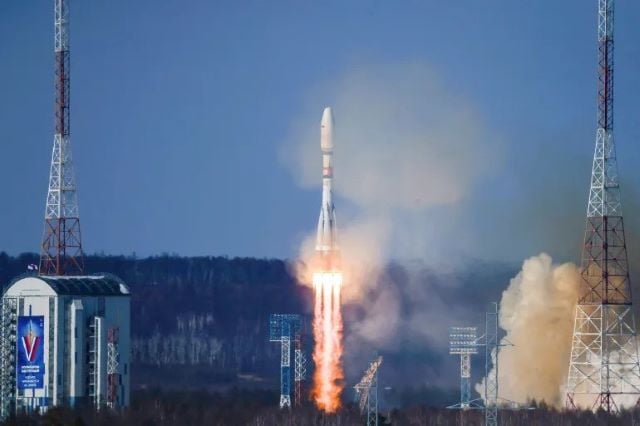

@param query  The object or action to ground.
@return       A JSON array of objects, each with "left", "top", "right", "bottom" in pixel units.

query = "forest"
[
  {"left": 2, "top": 391, "right": 640, "bottom": 426},
  {"left": 2, "top": 253, "right": 636, "bottom": 425},
  {"left": 0, "top": 252, "right": 511, "bottom": 394}
]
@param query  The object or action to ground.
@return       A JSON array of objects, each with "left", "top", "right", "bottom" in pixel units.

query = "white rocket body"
[{"left": 316, "top": 107, "right": 339, "bottom": 261}]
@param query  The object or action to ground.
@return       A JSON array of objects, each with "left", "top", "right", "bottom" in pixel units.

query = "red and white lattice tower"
[
  {"left": 565, "top": 0, "right": 640, "bottom": 412},
  {"left": 39, "top": 0, "right": 85, "bottom": 276}
]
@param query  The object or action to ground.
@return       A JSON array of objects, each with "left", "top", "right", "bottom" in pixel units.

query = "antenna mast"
[
  {"left": 40, "top": 0, "right": 85, "bottom": 276},
  {"left": 566, "top": 0, "right": 640, "bottom": 412}
]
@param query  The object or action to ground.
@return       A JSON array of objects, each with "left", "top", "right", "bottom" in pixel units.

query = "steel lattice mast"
[
  {"left": 40, "top": 0, "right": 85, "bottom": 276},
  {"left": 293, "top": 327, "right": 307, "bottom": 407},
  {"left": 566, "top": 0, "right": 640, "bottom": 412},
  {"left": 354, "top": 356, "right": 382, "bottom": 426},
  {"left": 484, "top": 303, "right": 499, "bottom": 426},
  {"left": 269, "top": 314, "right": 305, "bottom": 409}
]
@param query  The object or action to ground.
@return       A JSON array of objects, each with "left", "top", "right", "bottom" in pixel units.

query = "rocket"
[{"left": 316, "top": 107, "right": 339, "bottom": 265}]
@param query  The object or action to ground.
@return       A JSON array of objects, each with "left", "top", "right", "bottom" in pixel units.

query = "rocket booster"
[{"left": 316, "top": 107, "right": 339, "bottom": 263}]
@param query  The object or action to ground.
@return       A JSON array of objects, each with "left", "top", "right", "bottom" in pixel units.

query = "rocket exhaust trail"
[{"left": 311, "top": 107, "right": 344, "bottom": 413}]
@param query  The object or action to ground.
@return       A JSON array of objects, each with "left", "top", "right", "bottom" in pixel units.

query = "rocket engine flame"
[
  {"left": 312, "top": 271, "right": 344, "bottom": 413},
  {"left": 311, "top": 107, "right": 345, "bottom": 412}
]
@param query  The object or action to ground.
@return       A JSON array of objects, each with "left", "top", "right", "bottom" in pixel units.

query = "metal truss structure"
[
  {"left": 293, "top": 329, "right": 307, "bottom": 407},
  {"left": 448, "top": 327, "right": 479, "bottom": 410},
  {"left": 447, "top": 326, "right": 485, "bottom": 426},
  {"left": 106, "top": 327, "right": 120, "bottom": 409},
  {"left": 269, "top": 314, "right": 305, "bottom": 408},
  {"left": 354, "top": 356, "right": 382, "bottom": 426},
  {"left": 40, "top": 0, "right": 85, "bottom": 276},
  {"left": 88, "top": 317, "right": 99, "bottom": 405},
  {"left": 447, "top": 305, "right": 531, "bottom": 425},
  {"left": 566, "top": 0, "right": 640, "bottom": 412},
  {"left": 484, "top": 303, "right": 500, "bottom": 426},
  {"left": 0, "top": 298, "right": 17, "bottom": 419}
]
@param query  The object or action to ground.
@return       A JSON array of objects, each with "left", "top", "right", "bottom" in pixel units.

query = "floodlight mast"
[
  {"left": 449, "top": 327, "right": 479, "bottom": 410},
  {"left": 447, "top": 303, "right": 530, "bottom": 426}
]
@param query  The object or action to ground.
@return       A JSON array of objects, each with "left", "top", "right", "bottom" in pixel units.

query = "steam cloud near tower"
[
  {"left": 476, "top": 258, "right": 640, "bottom": 409},
  {"left": 283, "top": 61, "right": 631, "bottom": 409},
  {"left": 476, "top": 253, "right": 580, "bottom": 406}
]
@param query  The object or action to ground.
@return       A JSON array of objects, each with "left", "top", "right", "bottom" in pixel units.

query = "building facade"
[{"left": 0, "top": 274, "right": 130, "bottom": 417}]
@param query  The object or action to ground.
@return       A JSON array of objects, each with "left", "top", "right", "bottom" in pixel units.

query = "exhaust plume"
[
  {"left": 282, "top": 61, "right": 500, "bottom": 386},
  {"left": 476, "top": 253, "right": 580, "bottom": 406}
]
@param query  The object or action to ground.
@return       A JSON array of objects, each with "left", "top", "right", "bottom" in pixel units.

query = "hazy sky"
[{"left": 1, "top": 1, "right": 640, "bottom": 262}]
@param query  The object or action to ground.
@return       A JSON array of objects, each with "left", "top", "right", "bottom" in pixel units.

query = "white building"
[{"left": 0, "top": 274, "right": 130, "bottom": 417}]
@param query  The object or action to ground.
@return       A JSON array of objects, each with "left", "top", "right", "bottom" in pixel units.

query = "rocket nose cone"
[
  {"left": 321, "top": 107, "right": 334, "bottom": 128},
  {"left": 321, "top": 107, "right": 334, "bottom": 151}
]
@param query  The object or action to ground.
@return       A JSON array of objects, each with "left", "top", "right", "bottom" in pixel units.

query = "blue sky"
[{"left": 1, "top": 1, "right": 640, "bottom": 262}]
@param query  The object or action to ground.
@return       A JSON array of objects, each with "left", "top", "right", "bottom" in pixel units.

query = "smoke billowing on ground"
[{"left": 477, "top": 253, "right": 580, "bottom": 406}]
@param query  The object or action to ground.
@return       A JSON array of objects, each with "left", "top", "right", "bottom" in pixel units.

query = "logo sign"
[{"left": 16, "top": 316, "right": 45, "bottom": 389}]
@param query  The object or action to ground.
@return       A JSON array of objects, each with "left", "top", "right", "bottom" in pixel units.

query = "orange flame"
[{"left": 311, "top": 271, "right": 344, "bottom": 413}]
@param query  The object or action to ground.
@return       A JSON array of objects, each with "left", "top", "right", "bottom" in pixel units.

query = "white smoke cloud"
[
  {"left": 476, "top": 253, "right": 580, "bottom": 406},
  {"left": 281, "top": 61, "right": 499, "bottom": 214},
  {"left": 281, "top": 60, "right": 501, "bottom": 273}
]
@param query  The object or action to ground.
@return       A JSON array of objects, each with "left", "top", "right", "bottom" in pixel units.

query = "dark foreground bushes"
[{"left": 3, "top": 389, "right": 640, "bottom": 426}]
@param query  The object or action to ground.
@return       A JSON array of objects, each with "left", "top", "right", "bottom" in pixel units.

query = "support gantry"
[
  {"left": 565, "top": 0, "right": 640, "bottom": 412},
  {"left": 269, "top": 314, "right": 306, "bottom": 408}
]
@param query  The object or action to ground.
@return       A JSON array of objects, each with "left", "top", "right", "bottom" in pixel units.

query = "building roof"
[{"left": 3, "top": 273, "right": 130, "bottom": 297}]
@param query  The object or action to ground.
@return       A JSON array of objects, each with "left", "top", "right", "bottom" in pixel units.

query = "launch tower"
[
  {"left": 565, "top": 0, "right": 640, "bottom": 411},
  {"left": 39, "top": 0, "right": 84, "bottom": 276}
]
